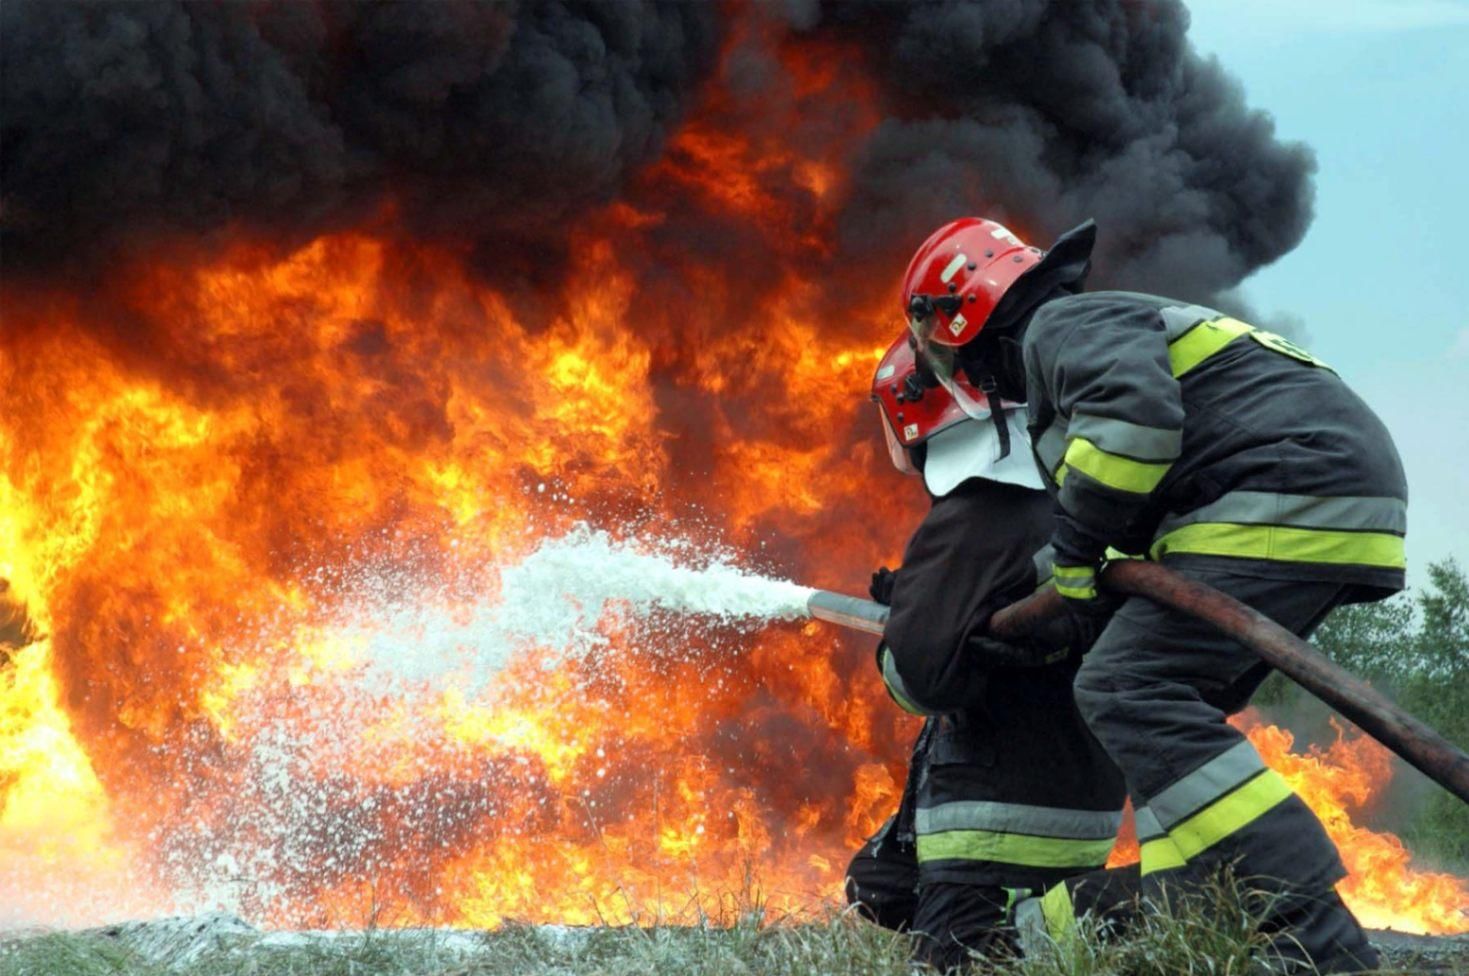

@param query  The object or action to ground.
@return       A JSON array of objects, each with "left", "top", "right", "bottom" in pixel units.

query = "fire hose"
[{"left": 805, "top": 561, "right": 1469, "bottom": 806}]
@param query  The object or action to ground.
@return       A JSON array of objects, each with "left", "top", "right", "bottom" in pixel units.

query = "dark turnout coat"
[
  {"left": 1023, "top": 291, "right": 1408, "bottom": 599},
  {"left": 877, "top": 478, "right": 1125, "bottom": 890}
]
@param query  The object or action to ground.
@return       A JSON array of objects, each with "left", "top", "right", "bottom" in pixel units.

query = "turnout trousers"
[
  {"left": 1072, "top": 567, "right": 1379, "bottom": 973},
  {"left": 845, "top": 814, "right": 920, "bottom": 933}
]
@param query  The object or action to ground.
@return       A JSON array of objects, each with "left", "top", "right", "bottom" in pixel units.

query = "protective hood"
[{"left": 923, "top": 410, "right": 1043, "bottom": 497}]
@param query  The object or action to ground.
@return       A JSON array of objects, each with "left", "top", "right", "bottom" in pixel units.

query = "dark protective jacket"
[
  {"left": 877, "top": 478, "right": 1125, "bottom": 889},
  {"left": 1023, "top": 291, "right": 1407, "bottom": 599}
]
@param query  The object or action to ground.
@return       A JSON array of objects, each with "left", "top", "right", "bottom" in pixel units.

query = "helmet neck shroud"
[{"left": 958, "top": 219, "right": 1098, "bottom": 402}]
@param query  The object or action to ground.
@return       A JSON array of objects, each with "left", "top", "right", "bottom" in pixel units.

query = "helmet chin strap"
[
  {"left": 993, "top": 336, "right": 1028, "bottom": 402},
  {"left": 958, "top": 341, "right": 1017, "bottom": 461},
  {"left": 976, "top": 372, "right": 1011, "bottom": 460}
]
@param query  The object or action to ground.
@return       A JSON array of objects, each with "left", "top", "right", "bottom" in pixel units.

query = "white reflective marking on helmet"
[
  {"left": 948, "top": 312, "right": 968, "bottom": 336},
  {"left": 940, "top": 253, "right": 967, "bottom": 283},
  {"left": 876, "top": 364, "right": 896, "bottom": 380},
  {"left": 990, "top": 225, "right": 1022, "bottom": 245}
]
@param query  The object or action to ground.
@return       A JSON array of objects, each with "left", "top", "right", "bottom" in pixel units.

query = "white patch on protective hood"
[{"left": 923, "top": 410, "right": 1044, "bottom": 496}]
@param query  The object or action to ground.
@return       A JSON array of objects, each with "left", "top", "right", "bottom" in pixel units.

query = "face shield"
[
  {"left": 876, "top": 403, "right": 919, "bottom": 476},
  {"left": 907, "top": 296, "right": 994, "bottom": 422}
]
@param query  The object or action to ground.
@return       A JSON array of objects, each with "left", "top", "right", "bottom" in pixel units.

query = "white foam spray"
[
  {"left": 129, "top": 523, "right": 821, "bottom": 925},
  {"left": 317, "top": 523, "right": 817, "bottom": 692},
  {"left": 493, "top": 524, "right": 816, "bottom": 653}
]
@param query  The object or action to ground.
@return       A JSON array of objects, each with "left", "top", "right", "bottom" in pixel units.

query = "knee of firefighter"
[{"left": 1071, "top": 655, "right": 1148, "bottom": 739}]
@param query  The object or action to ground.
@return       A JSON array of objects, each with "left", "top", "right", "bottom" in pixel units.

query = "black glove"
[
  {"left": 965, "top": 633, "right": 1065, "bottom": 670},
  {"left": 869, "top": 566, "right": 899, "bottom": 605}
]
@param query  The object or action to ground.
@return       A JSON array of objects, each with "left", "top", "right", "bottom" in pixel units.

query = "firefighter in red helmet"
[
  {"left": 900, "top": 216, "right": 1406, "bottom": 973},
  {"left": 846, "top": 333, "right": 1135, "bottom": 969}
]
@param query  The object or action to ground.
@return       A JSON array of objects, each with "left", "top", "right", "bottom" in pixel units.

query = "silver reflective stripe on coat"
[
  {"left": 1144, "top": 740, "right": 1266, "bottom": 830},
  {"left": 880, "top": 648, "right": 932, "bottom": 716},
  {"left": 915, "top": 800, "right": 1123, "bottom": 840},
  {"left": 1033, "top": 421, "right": 1069, "bottom": 476},
  {"left": 1032, "top": 545, "right": 1056, "bottom": 588},
  {"left": 1156, "top": 491, "right": 1408, "bottom": 537},
  {"left": 1133, "top": 806, "right": 1167, "bottom": 842},
  {"left": 1068, "top": 413, "right": 1182, "bottom": 462},
  {"left": 1159, "top": 303, "right": 1221, "bottom": 340}
]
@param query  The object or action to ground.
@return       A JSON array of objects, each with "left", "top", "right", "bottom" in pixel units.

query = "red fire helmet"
[
  {"left": 870, "top": 332, "right": 972, "bottom": 476},
  {"left": 901, "top": 217, "right": 1042, "bottom": 420}
]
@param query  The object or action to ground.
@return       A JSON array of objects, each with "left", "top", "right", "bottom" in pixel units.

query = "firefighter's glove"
[
  {"left": 869, "top": 566, "right": 899, "bottom": 606},
  {"left": 1049, "top": 514, "right": 1111, "bottom": 617}
]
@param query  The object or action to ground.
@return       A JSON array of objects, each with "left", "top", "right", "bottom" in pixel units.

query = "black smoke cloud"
[
  {"left": 2, "top": 0, "right": 1312, "bottom": 305},
  {"left": 0, "top": 0, "right": 722, "bottom": 277},
  {"left": 823, "top": 0, "right": 1316, "bottom": 302}
]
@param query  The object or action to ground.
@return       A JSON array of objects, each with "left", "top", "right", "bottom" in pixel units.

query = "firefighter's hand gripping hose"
[
  {"left": 802, "top": 566, "right": 1469, "bottom": 806},
  {"left": 988, "top": 560, "right": 1469, "bottom": 807}
]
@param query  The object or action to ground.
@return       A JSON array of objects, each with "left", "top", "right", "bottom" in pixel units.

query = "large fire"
[{"left": 1, "top": 17, "right": 1464, "bottom": 939}]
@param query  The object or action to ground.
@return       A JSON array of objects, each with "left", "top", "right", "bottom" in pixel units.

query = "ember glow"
[{"left": 0, "top": 10, "right": 1463, "bottom": 939}]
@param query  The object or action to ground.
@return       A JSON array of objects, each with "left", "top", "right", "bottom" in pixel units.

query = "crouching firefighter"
[
  {"left": 845, "top": 334, "right": 1136, "bottom": 971},
  {"left": 902, "top": 216, "right": 1408, "bottom": 973}
]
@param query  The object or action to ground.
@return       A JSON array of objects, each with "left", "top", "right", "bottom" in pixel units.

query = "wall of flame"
[{"left": 1, "top": 21, "right": 1464, "bottom": 936}]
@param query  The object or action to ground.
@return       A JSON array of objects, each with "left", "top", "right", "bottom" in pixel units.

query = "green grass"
[{"left": 2, "top": 894, "right": 1465, "bottom": 976}]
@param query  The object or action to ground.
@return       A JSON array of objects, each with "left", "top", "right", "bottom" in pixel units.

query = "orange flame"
[
  {"left": 1238, "top": 713, "right": 1468, "bottom": 934},
  {"left": 1099, "top": 714, "right": 1469, "bottom": 935}
]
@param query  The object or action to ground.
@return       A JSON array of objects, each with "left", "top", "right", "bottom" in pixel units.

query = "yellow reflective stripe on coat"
[
  {"left": 1166, "top": 770, "right": 1294, "bottom": 862},
  {"left": 1167, "top": 316, "right": 1253, "bottom": 377},
  {"left": 1150, "top": 522, "right": 1406, "bottom": 570},
  {"left": 1061, "top": 436, "right": 1172, "bottom": 495},
  {"left": 1052, "top": 564, "right": 1097, "bottom": 601},
  {"left": 916, "top": 830, "right": 1116, "bottom": 869},
  {"left": 1166, "top": 316, "right": 1333, "bottom": 378}
]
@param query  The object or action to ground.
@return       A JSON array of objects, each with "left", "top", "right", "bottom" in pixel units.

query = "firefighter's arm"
[
  {"left": 876, "top": 636, "right": 1049, "bottom": 716},
  {"left": 1029, "top": 298, "right": 1184, "bottom": 535},
  {"left": 1027, "top": 298, "right": 1183, "bottom": 601},
  {"left": 876, "top": 642, "right": 936, "bottom": 716},
  {"left": 878, "top": 587, "right": 1063, "bottom": 715}
]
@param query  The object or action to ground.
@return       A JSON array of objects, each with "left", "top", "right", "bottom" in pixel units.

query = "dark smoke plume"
[
  {"left": 0, "top": 1, "right": 722, "bottom": 276},
  {"left": 2, "top": 0, "right": 1312, "bottom": 305},
  {"left": 822, "top": 0, "right": 1316, "bottom": 302}
]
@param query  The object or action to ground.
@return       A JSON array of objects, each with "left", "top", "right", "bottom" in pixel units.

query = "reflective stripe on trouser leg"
[
  {"left": 1069, "top": 579, "right": 1363, "bottom": 976},
  {"left": 1136, "top": 741, "right": 1294, "bottom": 876},
  {"left": 1014, "top": 881, "right": 1077, "bottom": 955},
  {"left": 1041, "top": 881, "right": 1077, "bottom": 944},
  {"left": 915, "top": 830, "right": 1116, "bottom": 870},
  {"left": 914, "top": 800, "right": 1121, "bottom": 871},
  {"left": 1015, "top": 866, "right": 1143, "bottom": 956},
  {"left": 1135, "top": 805, "right": 1187, "bottom": 876},
  {"left": 1072, "top": 572, "right": 1353, "bottom": 898}
]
